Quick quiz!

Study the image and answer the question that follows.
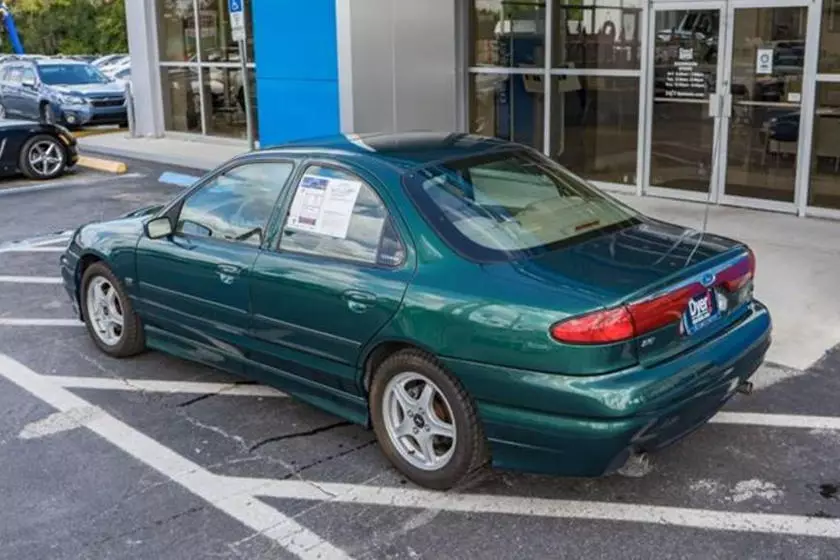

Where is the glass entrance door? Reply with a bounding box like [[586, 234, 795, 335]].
[[720, 2, 808, 205], [647, 3, 726, 199]]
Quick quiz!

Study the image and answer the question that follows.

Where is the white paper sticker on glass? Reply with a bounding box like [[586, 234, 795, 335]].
[[287, 174, 362, 239], [756, 48, 774, 75]]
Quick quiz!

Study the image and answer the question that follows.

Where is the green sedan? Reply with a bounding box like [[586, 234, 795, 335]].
[[60, 133, 771, 489]]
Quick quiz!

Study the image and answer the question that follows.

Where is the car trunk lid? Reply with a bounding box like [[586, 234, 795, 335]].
[[510, 218, 756, 368]]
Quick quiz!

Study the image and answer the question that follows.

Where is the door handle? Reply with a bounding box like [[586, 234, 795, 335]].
[[342, 290, 377, 313], [216, 263, 242, 285]]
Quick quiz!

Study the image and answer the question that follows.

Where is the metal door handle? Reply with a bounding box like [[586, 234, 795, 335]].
[[217, 264, 241, 285], [342, 290, 377, 312]]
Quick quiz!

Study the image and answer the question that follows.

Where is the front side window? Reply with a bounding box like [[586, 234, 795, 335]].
[[38, 64, 109, 85], [21, 67, 35, 84], [279, 166, 405, 266], [404, 149, 639, 261], [176, 162, 294, 246]]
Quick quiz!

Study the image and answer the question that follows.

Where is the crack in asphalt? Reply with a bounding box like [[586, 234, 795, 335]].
[[248, 421, 352, 452]]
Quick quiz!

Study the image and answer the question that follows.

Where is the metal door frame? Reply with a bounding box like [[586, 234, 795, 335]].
[[717, 0, 813, 214], [641, 0, 729, 204]]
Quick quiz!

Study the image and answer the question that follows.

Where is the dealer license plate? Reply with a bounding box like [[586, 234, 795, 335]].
[[683, 289, 720, 335]]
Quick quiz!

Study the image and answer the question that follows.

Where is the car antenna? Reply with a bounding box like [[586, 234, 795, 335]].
[[684, 86, 723, 268]]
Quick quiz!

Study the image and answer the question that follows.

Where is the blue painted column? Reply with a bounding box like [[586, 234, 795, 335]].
[[251, 0, 341, 146]]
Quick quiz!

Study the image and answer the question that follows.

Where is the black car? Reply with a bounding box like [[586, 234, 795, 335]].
[[0, 119, 78, 180]]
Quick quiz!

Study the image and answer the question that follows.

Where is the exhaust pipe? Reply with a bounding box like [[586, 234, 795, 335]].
[[737, 381, 753, 395]]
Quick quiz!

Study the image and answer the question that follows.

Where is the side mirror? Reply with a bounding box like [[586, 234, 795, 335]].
[[22, 76, 36, 88], [145, 217, 173, 239]]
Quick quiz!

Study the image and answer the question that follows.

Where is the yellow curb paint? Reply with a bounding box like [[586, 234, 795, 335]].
[[72, 128, 121, 139], [77, 155, 127, 174]]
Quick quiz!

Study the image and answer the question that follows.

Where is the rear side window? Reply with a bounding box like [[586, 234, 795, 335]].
[[404, 149, 639, 262], [5, 66, 22, 83], [279, 166, 405, 267]]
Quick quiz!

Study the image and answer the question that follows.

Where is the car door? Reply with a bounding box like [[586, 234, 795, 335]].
[[1, 66, 23, 116], [248, 163, 415, 401], [134, 160, 296, 373], [18, 66, 40, 119]]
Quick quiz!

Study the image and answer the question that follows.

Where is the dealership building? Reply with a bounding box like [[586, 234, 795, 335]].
[[125, 0, 840, 218]]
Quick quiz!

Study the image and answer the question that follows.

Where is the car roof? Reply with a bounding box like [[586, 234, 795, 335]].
[[36, 59, 89, 66], [261, 132, 515, 170]]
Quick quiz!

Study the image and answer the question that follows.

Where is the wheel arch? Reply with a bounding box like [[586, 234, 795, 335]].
[[73, 250, 108, 314], [360, 338, 440, 395]]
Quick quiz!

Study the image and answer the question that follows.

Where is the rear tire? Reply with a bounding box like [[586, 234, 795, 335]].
[[80, 262, 145, 358], [370, 349, 487, 490]]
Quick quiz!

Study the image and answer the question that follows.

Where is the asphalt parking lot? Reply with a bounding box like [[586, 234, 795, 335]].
[[1, 161, 839, 559]]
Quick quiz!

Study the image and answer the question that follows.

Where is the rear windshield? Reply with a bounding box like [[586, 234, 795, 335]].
[[403, 149, 639, 262], [39, 64, 109, 85]]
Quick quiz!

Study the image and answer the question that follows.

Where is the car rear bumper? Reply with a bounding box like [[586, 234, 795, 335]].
[[442, 301, 772, 477]]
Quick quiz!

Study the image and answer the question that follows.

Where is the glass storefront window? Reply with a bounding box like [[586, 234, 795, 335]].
[[158, 0, 257, 138], [157, 0, 197, 61], [470, 0, 546, 68], [469, 73, 545, 150], [819, 0, 840, 73], [809, 83, 840, 209], [549, 76, 639, 184], [196, 0, 256, 63], [552, 0, 643, 69], [202, 68, 258, 139], [160, 67, 202, 133]]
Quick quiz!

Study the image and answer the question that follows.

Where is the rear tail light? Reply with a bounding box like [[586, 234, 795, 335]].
[[550, 250, 755, 345]]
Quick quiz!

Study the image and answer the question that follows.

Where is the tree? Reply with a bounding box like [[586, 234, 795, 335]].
[[2, 0, 127, 55]]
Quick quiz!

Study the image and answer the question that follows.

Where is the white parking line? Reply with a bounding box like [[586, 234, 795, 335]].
[[240, 478, 840, 539], [0, 318, 83, 327], [44, 375, 287, 398], [712, 412, 840, 431], [0, 353, 352, 560], [0, 246, 66, 253], [37, 374, 840, 432], [0, 276, 63, 284]]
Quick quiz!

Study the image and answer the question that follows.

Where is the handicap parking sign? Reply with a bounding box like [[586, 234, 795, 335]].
[[228, 0, 242, 14]]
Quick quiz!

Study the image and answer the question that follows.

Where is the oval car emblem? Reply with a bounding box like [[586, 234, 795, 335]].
[[701, 272, 716, 287]]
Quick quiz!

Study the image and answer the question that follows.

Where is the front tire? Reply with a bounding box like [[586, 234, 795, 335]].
[[80, 262, 145, 358], [370, 350, 487, 490], [19, 134, 67, 180]]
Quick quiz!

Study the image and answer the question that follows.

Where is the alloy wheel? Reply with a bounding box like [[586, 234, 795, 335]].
[[28, 139, 64, 177], [86, 276, 124, 346], [382, 371, 457, 471]]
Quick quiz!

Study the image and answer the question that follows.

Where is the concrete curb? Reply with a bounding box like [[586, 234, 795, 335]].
[[76, 155, 128, 174], [78, 144, 218, 171]]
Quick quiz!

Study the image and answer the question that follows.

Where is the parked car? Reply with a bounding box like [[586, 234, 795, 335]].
[[92, 54, 127, 69], [0, 119, 77, 179], [59, 133, 771, 490], [0, 59, 127, 128]]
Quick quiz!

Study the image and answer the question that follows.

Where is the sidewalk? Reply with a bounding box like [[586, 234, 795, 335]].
[[78, 133, 840, 370], [79, 133, 247, 171]]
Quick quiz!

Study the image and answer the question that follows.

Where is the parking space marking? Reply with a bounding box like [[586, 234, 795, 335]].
[[712, 412, 840, 431], [0, 352, 352, 560], [0, 276, 63, 284], [45, 375, 287, 397], [0, 318, 83, 326], [0, 172, 145, 198], [0, 246, 66, 253], [239, 478, 840, 539], [41, 374, 840, 431]]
